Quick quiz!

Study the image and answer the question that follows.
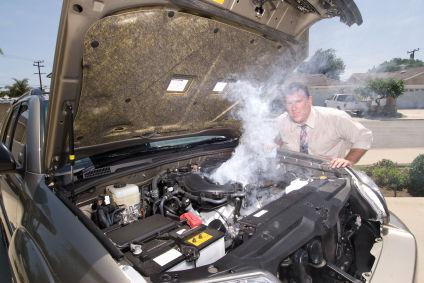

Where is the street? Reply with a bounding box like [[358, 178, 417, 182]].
[[360, 120, 424, 148], [355, 119, 424, 165]]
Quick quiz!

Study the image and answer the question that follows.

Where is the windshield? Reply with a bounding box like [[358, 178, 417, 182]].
[[337, 95, 349, 102], [149, 135, 227, 148]]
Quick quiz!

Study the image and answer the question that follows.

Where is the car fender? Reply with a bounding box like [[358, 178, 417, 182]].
[[8, 227, 57, 283]]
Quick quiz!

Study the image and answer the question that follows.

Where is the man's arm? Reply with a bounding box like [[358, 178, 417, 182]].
[[345, 148, 367, 164], [330, 148, 367, 168], [330, 112, 372, 168]]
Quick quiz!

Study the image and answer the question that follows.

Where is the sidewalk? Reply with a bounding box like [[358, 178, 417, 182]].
[[386, 198, 424, 283], [357, 147, 424, 165], [398, 109, 424, 120], [355, 109, 424, 121]]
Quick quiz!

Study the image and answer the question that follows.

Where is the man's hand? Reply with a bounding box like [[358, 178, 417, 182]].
[[330, 158, 352, 168]]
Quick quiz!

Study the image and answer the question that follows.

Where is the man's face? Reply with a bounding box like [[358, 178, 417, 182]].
[[283, 90, 312, 124]]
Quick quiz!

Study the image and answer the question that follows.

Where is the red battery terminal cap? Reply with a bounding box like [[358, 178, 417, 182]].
[[180, 212, 202, 228]]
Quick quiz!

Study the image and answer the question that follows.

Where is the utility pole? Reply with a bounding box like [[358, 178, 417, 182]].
[[33, 60, 45, 91], [407, 48, 420, 60]]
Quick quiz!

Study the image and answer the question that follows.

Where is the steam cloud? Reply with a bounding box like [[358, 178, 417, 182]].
[[210, 81, 285, 186]]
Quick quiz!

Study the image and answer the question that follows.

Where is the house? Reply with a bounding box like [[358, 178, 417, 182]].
[[285, 73, 350, 106], [347, 67, 424, 108]]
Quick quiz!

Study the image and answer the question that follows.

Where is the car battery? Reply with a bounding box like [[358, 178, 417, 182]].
[[127, 224, 225, 277]]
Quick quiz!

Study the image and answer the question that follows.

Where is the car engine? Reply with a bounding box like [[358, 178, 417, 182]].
[[77, 157, 380, 282]]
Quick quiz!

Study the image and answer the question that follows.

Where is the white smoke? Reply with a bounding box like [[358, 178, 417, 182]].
[[210, 80, 284, 186]]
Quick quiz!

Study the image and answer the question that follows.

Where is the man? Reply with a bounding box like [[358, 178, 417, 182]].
[[276, 82, 372, 168]]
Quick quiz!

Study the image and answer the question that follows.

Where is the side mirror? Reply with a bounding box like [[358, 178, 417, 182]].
[[0, 143, 16, 173]]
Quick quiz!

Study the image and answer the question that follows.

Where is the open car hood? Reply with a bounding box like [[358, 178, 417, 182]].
[[46, 0, 362, 169]]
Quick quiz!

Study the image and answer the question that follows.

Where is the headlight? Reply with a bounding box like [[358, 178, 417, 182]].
[[348, 169, 389, 222], [194, 269, 280, 283]]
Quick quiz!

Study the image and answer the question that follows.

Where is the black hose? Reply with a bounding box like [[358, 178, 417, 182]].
[[97, 208, 110, 228], [164, 205, 178, 216], [180, 190, 227, 204], [160, 197, 167, 216], [110, 207, 125, 224], [165, 210, 180, 220]]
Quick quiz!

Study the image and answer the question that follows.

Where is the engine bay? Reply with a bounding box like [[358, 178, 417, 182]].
[[74, 154, 380, 282]]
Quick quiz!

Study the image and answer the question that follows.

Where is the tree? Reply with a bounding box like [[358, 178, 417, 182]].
[[0, 89, 9, 97], [297, 48, 345, 80], [357, 78, 405, 115], [370, 58, 424, 73], [5, 78, 31, 98], [0, 48, 3, 55]]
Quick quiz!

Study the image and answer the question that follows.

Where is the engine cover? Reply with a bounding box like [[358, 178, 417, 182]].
[[177, 173, 240, 198], [152, 178, 352, 282]]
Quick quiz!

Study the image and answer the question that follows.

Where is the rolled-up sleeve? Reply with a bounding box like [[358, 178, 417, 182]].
[[336, 114, 373, 150]]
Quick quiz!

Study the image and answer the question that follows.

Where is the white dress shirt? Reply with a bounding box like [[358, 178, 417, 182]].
[[276, 106, 373, 160]]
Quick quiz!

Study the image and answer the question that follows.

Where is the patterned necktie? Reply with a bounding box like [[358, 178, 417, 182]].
[[299, 124, 308, 154]]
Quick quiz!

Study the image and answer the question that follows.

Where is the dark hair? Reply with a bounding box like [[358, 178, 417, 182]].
[[285, 82, 310, 97]]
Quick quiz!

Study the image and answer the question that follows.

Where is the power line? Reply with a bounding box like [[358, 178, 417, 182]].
[[1, 54, 35, 62], [0, 52, 53, 65], [33, 60, 46, 91]]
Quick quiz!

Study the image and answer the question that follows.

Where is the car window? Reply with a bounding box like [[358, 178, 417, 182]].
[[3, 106, 21, 148], [346, 95, 356, 102], [13, 111, 28, 144], [2, 104, 29, 167], [337, 95, 348, 102]]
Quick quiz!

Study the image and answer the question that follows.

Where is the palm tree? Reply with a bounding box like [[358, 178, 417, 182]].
[[6, 78, 31, 98]]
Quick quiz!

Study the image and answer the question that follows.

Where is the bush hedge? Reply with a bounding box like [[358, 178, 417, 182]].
[[362, 159, 409, 193], [408, 154, 424, 196]]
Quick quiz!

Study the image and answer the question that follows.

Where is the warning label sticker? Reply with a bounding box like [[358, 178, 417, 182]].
[[186, 232, 213, 247], [153, 248, 182, 266], [213, 0, 225, 4]]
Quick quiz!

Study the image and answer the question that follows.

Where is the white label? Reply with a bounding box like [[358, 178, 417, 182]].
[[176, 229, 186, 235], [153, 248, 182, 266], [253, 210, 268, 217], [104, 195, 111, 205]]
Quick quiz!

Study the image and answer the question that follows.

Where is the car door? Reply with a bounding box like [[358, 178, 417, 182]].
[[0, 103, 28, 242], [344, 95, 356, 110]]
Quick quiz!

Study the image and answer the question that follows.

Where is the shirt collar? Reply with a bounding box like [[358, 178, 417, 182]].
[[284, 106, 316, 129], [304, 106, 316, 129]]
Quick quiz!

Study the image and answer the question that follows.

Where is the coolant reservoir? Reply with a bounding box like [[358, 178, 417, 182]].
[[106, 183, 140, 207]]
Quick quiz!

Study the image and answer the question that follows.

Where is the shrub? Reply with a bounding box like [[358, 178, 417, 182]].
[[364, 159, 409, 194], [374, 159, 396, 168], [408, 154, 424, 196]]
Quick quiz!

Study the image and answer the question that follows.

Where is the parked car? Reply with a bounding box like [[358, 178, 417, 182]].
[[0, 1, 416, 283], [324, 93, 369, 116]]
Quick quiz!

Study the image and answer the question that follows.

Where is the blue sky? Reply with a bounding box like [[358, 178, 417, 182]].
[[309, 0, 424, 79], [0, 0, 423, 89]]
